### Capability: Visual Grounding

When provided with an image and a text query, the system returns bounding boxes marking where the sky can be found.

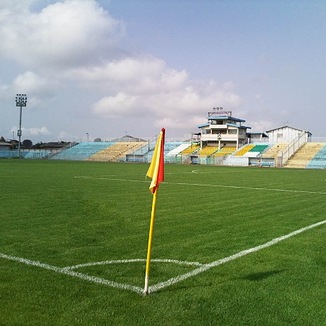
[1,0,326,143]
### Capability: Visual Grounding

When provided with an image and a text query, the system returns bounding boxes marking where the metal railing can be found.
[281,132,308,166]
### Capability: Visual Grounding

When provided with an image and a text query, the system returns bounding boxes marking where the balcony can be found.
[201,134,239,141]
[209,124,228,129]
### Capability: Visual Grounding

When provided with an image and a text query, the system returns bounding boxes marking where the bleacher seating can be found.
[244,144,269,157]
[144,142,185,162]
[166,143,189,156]
[250,144,269,153]
[52,142,112,160]
[164,142,183,153]
[286,143,325,168]
[234,144,255,156]
[198,146,218,156]
[180,144,200,155]
[4,137,326,169]
[88,142,147,161]
[213,146,236,157]
[128,143,150,156]
[305,144,326,169]
[262,143,288,158]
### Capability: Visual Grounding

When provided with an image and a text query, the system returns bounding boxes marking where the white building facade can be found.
[266,126,312,143]
[195,108,251,149]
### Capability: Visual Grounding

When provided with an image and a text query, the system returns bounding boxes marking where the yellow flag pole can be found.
[144,189,158,295]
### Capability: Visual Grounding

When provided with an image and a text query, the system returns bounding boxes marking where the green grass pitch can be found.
[1,160,325,325]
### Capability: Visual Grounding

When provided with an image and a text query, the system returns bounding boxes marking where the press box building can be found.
[195,108,251,150]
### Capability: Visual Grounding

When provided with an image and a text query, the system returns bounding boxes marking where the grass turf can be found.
[0,160,325,325]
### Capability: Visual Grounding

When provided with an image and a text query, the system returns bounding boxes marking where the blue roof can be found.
[197,122,251,129]
[208,115,246,123]
[197,122,209,128]
[227,123,251,129]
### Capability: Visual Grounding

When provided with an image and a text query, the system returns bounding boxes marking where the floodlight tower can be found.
[15,94,27,158]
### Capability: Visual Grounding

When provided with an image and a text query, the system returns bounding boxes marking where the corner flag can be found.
[144,128,165,295]
[146,128,165,194]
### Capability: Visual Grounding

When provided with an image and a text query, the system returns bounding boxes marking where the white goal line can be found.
[1,219,325,295]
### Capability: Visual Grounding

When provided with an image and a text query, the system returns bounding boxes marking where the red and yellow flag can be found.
[144,128,165,294]
[146,128,165,194]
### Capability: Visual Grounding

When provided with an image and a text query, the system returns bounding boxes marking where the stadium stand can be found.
[250,144,269,153]
[164,142,183,153]
[52,142,112,160]
[88,142,147,161]
[234,144,255,156]
[125,142,151,162]
[24,150,51,159]
[144,142,185,162]
[180,144,200,155]
[243,144,270,157]
[166,143,191,156]
[198,146,219,156]
[213,146,236,157]
[262,143,288,158]
[307,144,326,169]
[0,150,26,158]
[289,143,326,169]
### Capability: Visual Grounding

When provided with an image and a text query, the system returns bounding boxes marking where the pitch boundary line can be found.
[150,219,326,293]
[0,252,144,294]
[1,220,325,295]
[74,176,326,195]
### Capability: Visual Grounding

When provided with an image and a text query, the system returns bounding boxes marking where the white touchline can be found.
[74,176,326,196]
[164,181,326,195]
[0,220,325,295]
[149,219,326,293]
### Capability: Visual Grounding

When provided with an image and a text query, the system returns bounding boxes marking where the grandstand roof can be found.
[227,123,251,129]
[208,115,246,123]
[197,123,209,128]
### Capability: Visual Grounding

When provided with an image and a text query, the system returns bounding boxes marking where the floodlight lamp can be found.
[15,94,28,107]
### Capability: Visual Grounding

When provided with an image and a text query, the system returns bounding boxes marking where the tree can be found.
[23,139,33,149]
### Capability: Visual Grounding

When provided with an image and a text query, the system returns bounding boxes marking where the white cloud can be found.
[0,1,245,140]
[11,126,50,137]
[81,52,243,133]
[0,0,125,69]
[91,74,242,133]
[27,126,50,136]
[70,56,176,94]
[13,71,57,95]
[92,92,139,118]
